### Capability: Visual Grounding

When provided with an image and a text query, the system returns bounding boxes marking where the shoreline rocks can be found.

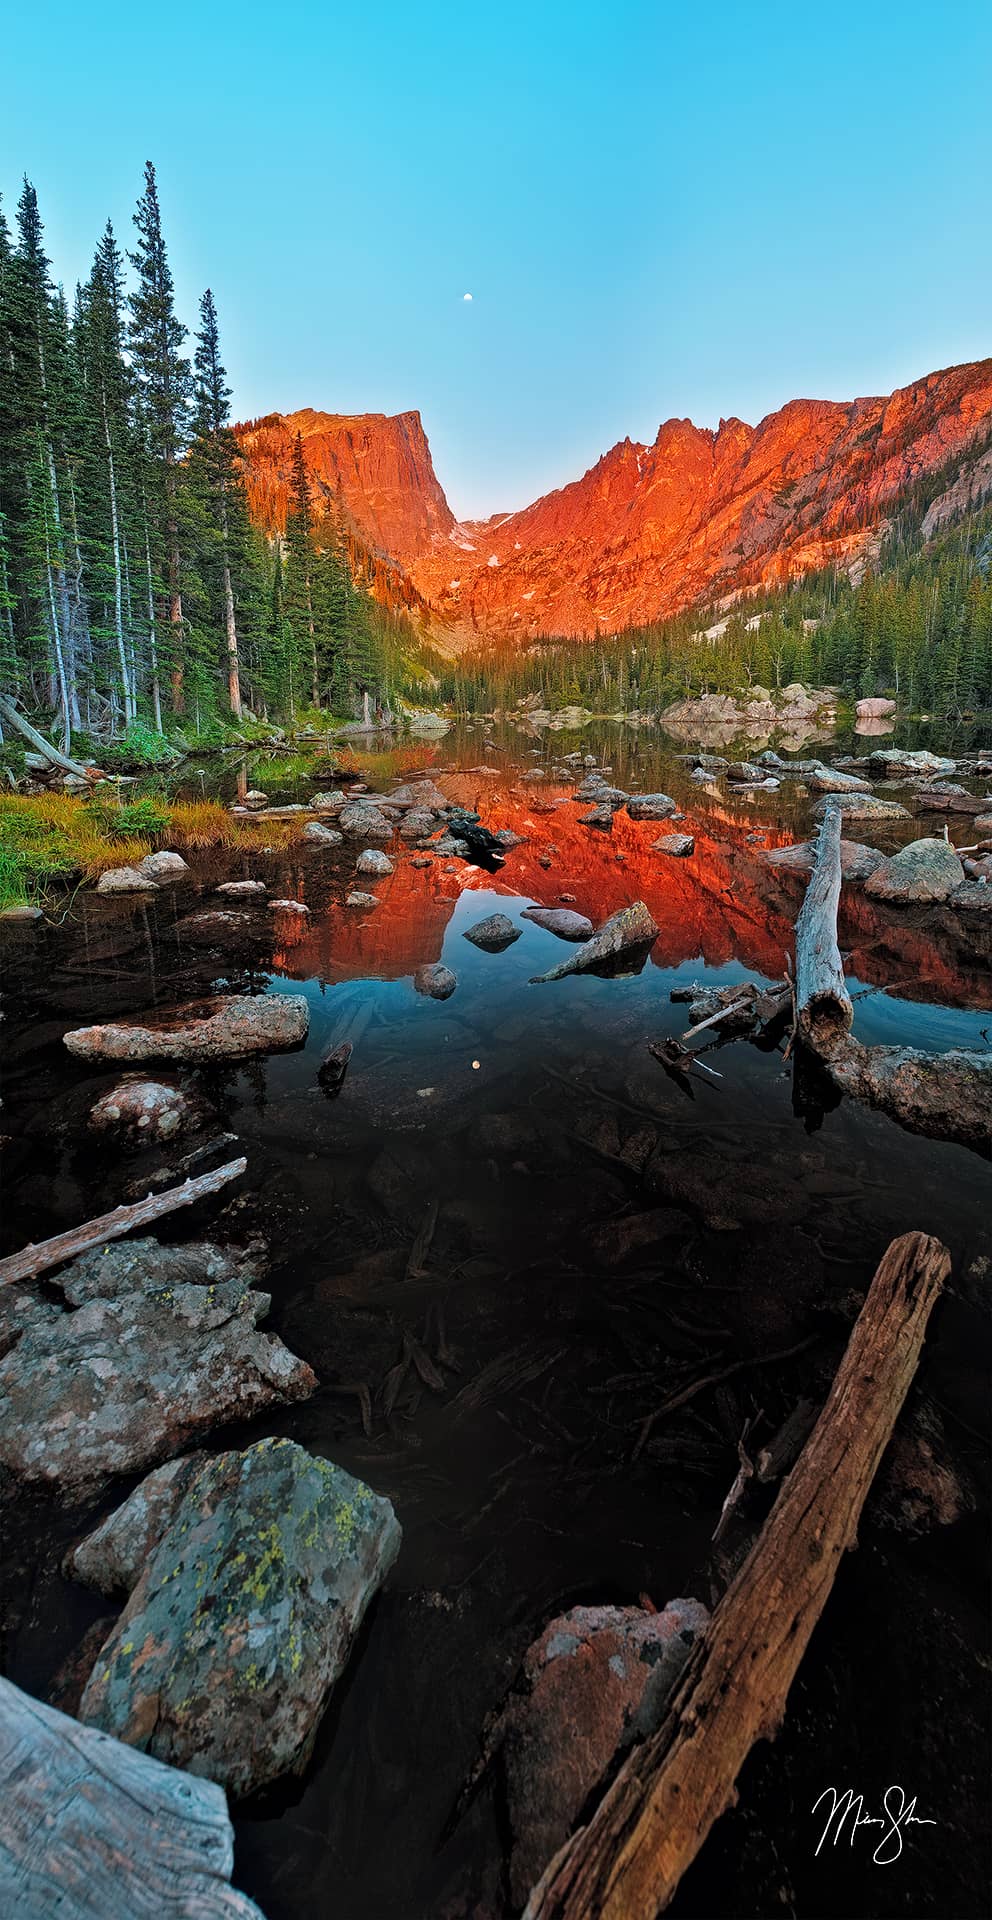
[530,901,659,983]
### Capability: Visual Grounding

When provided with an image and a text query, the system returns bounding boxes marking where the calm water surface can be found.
[1,719,989,1919]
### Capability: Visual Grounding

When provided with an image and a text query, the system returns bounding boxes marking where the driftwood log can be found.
[794,800,853,1053]
[0,1676,264,1918]
[0,1157,247,1288]
[0,691,101,781]
[525,1230,950,1920]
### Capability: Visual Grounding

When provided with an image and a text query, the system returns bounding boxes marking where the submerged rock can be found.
[96,865,158,894]
[864,837,965,903]
[75,1438,401,1796]
[0,1253,315,1489]
[520,906,594,940]
[88,1078,210,1144]
[530,901,659,983]
[64,993,309,1063]
[356,848,394,876]
[498,1599,709,1905]
[414,963,457,1000]
[463,913,521,951]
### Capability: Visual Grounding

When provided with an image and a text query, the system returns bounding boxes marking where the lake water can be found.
[1,718,989,1918]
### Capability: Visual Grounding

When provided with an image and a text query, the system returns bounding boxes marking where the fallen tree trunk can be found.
[0,1675,263,1918]
[0,691,101,781]
[794,800,853,1054]
[525,1230,950,1920]
[0,1157,247,1288]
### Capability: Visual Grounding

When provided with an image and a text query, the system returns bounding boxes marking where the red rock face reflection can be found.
[267,774,989,1010]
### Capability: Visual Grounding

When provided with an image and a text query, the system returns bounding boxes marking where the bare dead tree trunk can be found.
[795,800,853,1054]
[526,1231,950,1920]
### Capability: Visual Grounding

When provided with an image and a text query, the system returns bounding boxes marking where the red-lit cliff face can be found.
[236,358,992,642]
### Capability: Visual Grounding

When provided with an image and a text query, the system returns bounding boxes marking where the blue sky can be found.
[3,0,990,518]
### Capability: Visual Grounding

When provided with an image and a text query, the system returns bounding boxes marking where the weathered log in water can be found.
[0,1675,264,1918]
[524,1231,950,1920]
[0,1157,247,1288]
[794,802,853,1054]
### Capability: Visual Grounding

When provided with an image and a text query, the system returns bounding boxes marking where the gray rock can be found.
[949,881,992,912]
[76,1438,401,1796]
[520,906,594,940]
[356,849,394,876]
[805,768,872,794]
[303,820,343,845]
[0,1263,315,1490]
[725,762,764,784]
[387,779,448,811]
[310,790,346,812]
[398,809,440,839]
[268,898,310,914]
[139,850,190,881]
[88,1079,211,1144]
[240,790,269,810]
[64,993,309,1063]
[867,748,956,779]
[811,792,909,822]
[626,792,678,820]
[96,866,158,895]
[176,910,253,941]
[577,804,615,829]
[215,879,267,897]
[495,828,527,849]
[338,799,393,841]
[69,1453,210,1593]
[856,697,897,718]
[414,963,457,999]
[57,1238,260,1308]
[652,833,695,857]
[864,837,966,903]
[530,901,659,983]
[345,891,379,908]
[764,839,884,881]
[463,913,521,951]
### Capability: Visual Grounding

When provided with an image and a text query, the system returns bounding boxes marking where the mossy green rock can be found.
[77,1438,401,1796]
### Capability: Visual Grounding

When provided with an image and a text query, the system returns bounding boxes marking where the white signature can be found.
[811,1786,938,1864]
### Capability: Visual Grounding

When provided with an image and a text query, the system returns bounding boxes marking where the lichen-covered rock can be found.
[88,1078,211,1143]
[310,790,346,813]
[56,1238,260,1308]
[498,1600,709,1905]
[64,994,309,1063]
[811,792,909,822]
[69,1453,210,1593]
[463,913,521,951]
[138,850,190,881]
[356,849,394,876]
[96,866,158,894]
[530,901,658,983]
[949,880,992,912]
[864,837,965,903]
[520,906,594,940]
[76,1438,401,1796]
[0,1264,315,1490]
[413,963,457,999]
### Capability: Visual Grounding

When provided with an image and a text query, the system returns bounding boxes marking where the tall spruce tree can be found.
[191,289,247,718]
[128,162,191,714]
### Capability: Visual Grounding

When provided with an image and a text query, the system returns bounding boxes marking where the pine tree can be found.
[128,162,191,714]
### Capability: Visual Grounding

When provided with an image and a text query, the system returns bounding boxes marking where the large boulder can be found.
[56,1239,258,1307]
[463,913,521,951]
[498,1600,709,1905]
[864,837,965,904]
[338,799,393,841]
[530,902,658,983]
[88,1078,211,1144]
[64,994,309,1063]
[520,906,594,941]
[867,748,956,780]
[856,697,897,718]
[0,1249,315,1489]
[76,1438,401,1797]
[96,866,158,894]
